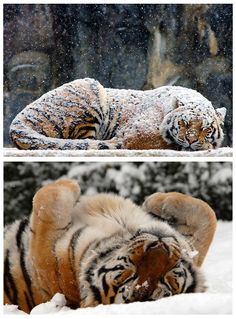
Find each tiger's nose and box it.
[186,134,198,144]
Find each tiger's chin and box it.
[178,142,214,152]
[162,131,217,152]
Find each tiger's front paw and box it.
[143,192,188,228]
[32,179,81,227]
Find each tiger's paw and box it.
[143,192,192,228]
[32,179,81,227]
[143,191,217,267]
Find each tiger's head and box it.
[160,97,226,151]
[79,227,205,307]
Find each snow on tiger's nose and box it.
[186,130,198,144]
[187,135,198,144]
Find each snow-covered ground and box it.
[4,221,232,315]
[3,147,232,157]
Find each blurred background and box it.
[4,162,232,224]
[4,4,232,147]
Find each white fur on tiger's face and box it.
[79,230,205,307]
[159,96,226,151]
[9,78,226,151]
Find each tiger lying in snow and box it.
[4,179,217,313]
[10,78,226,151]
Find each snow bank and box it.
[3,147,232,157]
[4,221,232,315]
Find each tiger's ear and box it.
[216,107,226,124]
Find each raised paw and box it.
[32,179,81,228]
[143,192,217,267]
[143,192,184,226]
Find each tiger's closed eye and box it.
[204,128,213,136]
[178,120,188,128]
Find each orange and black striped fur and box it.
[10,78,226,150]
[4,180,217,313]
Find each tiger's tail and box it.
[10,122,122,150]
[9,77,122,151]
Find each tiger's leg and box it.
[29,179,81,300]
[142,192,217,267]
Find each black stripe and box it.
[98,264,125,277]
[15,219,35,309]
[117,256,128,263]
[18,223,36,309]
[165,130,179,146]
[87,81,104,121]
[90,285,102,304]
[84,242,121,282]
[82,86,104,121]
[107,122,120,139]
[82,237,123,297]
[68,121,95,138]
[19,246,35,308]
[84,112,100,124]
[180,266,188,293]
[77,131,96,139]
[78,125,97,132]
[109,296,115,303]
[102,274,109,296]
[75,126,97,138]
[24,291,33,312]
[210,122,217,140]
[4,250,18,305]
[16,219,29,250]
[56,221,73,231]
[185,263,196,293]
[103,105,121,139]
[70,227,86,262]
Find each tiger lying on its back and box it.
[4,179,217,313]
[10,78,226,151]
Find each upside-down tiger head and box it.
[79,229,205,307]
[160,98,226,151]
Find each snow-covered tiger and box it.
[4,179,217,313]
[10,78,226,151]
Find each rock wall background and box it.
[4,4,232,146]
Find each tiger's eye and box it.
[178,120,188,128]
[184,121,189,128]
[205,128,212,136]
